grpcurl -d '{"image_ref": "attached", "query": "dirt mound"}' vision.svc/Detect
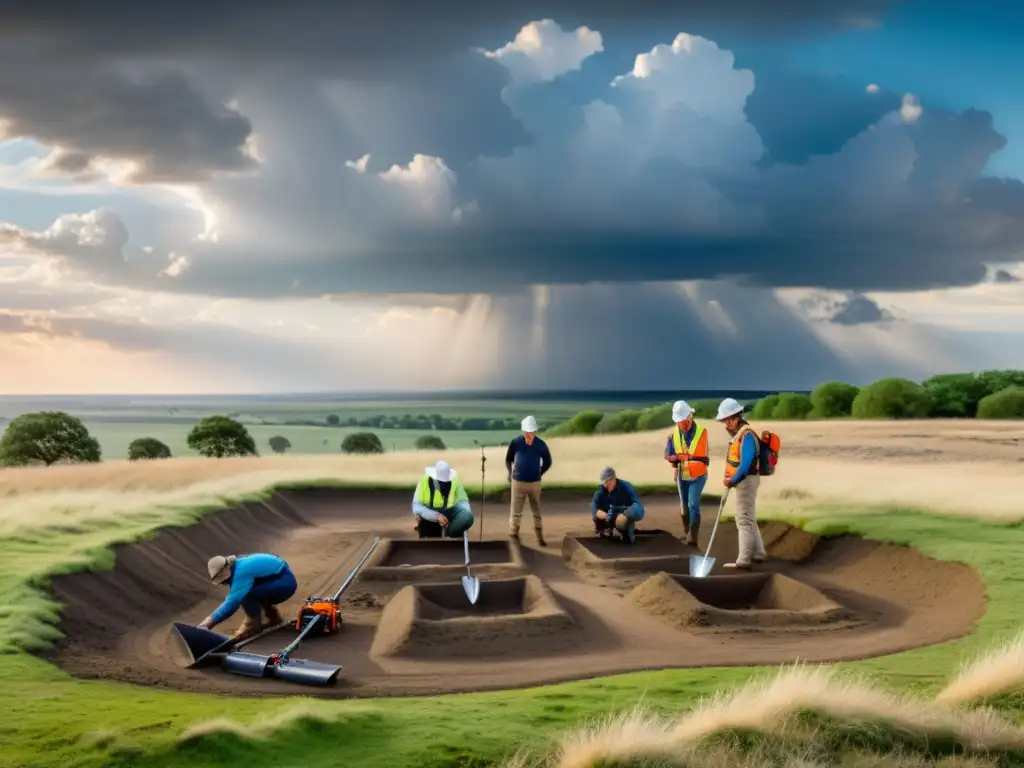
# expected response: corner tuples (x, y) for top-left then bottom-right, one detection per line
(38, 489), (987, 698)
(628, 572), (860, 631)
(370, 576), (578, 659)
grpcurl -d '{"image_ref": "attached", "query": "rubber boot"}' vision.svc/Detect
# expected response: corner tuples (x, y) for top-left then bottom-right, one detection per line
(680, 512), (692, 545)
(689, 520), (700, 548)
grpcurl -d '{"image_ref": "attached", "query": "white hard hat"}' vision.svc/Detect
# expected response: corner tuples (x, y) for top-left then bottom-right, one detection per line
(671, 400), (694, 422)
(521, 415), (538, 432)
(426, 460), (452, 482)
(715, 398), (744, 421)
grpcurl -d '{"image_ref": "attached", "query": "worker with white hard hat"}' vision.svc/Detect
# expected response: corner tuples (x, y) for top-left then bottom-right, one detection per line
(663, 399), (709, 546)
(715, 398), (766, 569)
(411, 459), (475, 538)
(504, 415), (552, 546)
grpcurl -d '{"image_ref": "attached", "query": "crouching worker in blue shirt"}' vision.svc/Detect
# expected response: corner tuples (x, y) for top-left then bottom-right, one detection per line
(591, 466), (645, 544)
(197, 553), (297, 640)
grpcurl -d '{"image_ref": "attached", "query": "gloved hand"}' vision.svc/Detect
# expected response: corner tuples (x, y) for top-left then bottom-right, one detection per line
(197, 616), (215, 630)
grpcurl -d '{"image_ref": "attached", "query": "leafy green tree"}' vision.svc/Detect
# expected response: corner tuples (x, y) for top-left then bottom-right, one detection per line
(268, 435), (292, 454)
(342, 432), (385, 454)
(186, 416), (258, 458)
(691, 400), (720, 419)
(810, 382), (860, 418)
(851, 378), (931, 419)
(0, 411), (102, 467)
(977, 370), (1024, 399)
(976, 387), (1024, 419)
(771, 393), (814, 420)
(325, 414), (341, 426)
(127, 437), (172, 461)
(921, 373), (989, 418)
(415, 435), (446, 450)
(751, 395), (779, 419)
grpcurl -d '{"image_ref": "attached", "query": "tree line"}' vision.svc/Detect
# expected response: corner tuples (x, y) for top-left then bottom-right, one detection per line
(543, 370), (1024, 437)
(0, 413), (451, 467)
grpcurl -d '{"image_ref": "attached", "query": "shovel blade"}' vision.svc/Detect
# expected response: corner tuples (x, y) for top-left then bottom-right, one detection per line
(462, 575), (481, 604)
(270, 658), (342, 687)
(173, 622), (234, 669)
(689, 554), (716, 578)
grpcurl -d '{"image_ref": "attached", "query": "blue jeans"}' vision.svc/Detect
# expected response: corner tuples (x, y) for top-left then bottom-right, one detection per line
(676, 473), (707, 526)
(240, 569), (297, 620)
(593, 502), (645, 523)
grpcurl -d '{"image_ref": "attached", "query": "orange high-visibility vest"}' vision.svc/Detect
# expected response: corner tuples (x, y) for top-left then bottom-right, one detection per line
(724, 425), (760, 485)
(671, 423), (708, 480)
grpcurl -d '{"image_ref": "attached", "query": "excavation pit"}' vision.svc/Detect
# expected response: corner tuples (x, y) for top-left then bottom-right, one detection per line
(370, 575), (578, 659)
(628, 572), (861, 631)
(359, 537), (526, 583)
(562, 529), (693, 575)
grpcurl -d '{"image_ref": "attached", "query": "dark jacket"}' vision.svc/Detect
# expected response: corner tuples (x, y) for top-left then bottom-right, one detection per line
(591, 479), (641, 513)
(505, 435), (552, 482)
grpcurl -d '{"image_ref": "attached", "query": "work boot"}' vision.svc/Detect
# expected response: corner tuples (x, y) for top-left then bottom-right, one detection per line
(263, 605), (284, 627)
(536, 529), (547, 547)
(680, 514), (691, 544)
(689, 522), (700, 548)
(233, 617), (261, 640)
(723, 561), (753, 571)
(624, 520), (636, 545)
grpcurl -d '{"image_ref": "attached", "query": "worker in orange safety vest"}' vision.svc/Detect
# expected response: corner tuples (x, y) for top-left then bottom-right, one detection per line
(662, 400), (709, 545)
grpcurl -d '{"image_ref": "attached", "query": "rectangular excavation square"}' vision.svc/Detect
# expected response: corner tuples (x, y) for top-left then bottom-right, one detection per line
(628, 572), (859, 631)
(562, 529), (693, 575)
(370, 575), (579, 659)
(359, 537), (526, 583)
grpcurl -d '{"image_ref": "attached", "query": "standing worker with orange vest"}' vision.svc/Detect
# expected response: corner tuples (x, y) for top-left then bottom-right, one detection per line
(715, 397), (767, 570)
(663, 400), (709, 545)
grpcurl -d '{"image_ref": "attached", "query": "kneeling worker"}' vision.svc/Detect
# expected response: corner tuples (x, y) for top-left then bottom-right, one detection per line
(412, 459), (475, 538)
(198, 552), (297, 640)
(591, 466), (645, 544)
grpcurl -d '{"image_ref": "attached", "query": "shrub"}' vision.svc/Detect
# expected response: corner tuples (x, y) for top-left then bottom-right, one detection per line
(325, 414), (341, 426)
(851, 377), (931, 419)
(415, 435), (446, 450)
(127, 437), (172, 461)
(545, 411), (604, 437)
(0, 411), (102, 466)
(976, 386), (1024, 419)
(978, 369), (1024, 399)
(751, 395), (779, 419)
(268, 435), (292, 454)
(595, 409), (643, 434)
(810, 381), (859, 418)
(341, 432), (384, 454)
(922, 373), (989, 418)
(691, 399), (720, 420)
(771, 393), (814, 420)
(636, 403), (673, 431)
(186, 416), (258, 458)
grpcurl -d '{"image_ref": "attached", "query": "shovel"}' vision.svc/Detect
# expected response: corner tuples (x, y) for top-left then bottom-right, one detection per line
(690, 487), (730, 578)
(462, 530), (481, 604)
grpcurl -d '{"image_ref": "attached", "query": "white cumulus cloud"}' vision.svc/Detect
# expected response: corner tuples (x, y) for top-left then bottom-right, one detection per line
(480, 19), (603, 84)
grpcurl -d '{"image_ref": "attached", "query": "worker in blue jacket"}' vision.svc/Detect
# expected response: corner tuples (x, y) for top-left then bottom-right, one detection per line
(591, 466), (645, 544)
(198, 552), (297, 639)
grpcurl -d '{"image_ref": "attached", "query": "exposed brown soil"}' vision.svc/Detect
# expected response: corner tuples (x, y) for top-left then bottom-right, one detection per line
(43, 488), (987, 698)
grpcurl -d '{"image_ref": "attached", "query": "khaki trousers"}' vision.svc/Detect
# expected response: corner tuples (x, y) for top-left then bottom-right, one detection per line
(510, 480), (543, 536)
(733, 474), (766, 565)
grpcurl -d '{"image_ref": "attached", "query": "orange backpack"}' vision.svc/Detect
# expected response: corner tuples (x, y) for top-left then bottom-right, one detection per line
(757, 431), (781, 476)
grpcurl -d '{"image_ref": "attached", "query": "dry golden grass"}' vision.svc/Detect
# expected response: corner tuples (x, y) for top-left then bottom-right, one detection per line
(506, 659), (1024, 768)
(936, 630), (1024, 706)
(1, 420), (1022, 538)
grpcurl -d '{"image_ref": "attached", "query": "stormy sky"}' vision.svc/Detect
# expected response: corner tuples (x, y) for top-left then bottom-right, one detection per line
(1, 0), (1022, 393)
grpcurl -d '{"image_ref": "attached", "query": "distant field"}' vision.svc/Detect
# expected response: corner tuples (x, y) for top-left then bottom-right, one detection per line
(84, 421), (521, 460)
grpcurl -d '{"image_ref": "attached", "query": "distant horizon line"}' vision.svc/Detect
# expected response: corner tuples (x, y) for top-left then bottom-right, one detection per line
(0, 387), (801, 401)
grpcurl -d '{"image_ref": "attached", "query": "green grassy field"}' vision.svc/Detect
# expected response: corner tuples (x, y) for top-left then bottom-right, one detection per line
(83, 421), (521, 460)
(3, 480), (1024, 768)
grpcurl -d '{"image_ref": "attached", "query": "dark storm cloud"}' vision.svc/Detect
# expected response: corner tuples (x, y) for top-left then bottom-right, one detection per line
(994, 269), (1021, 283)
(0, 2), (903, 73)
(0, 64), (256, 183)
(828, 295), (892, 325)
